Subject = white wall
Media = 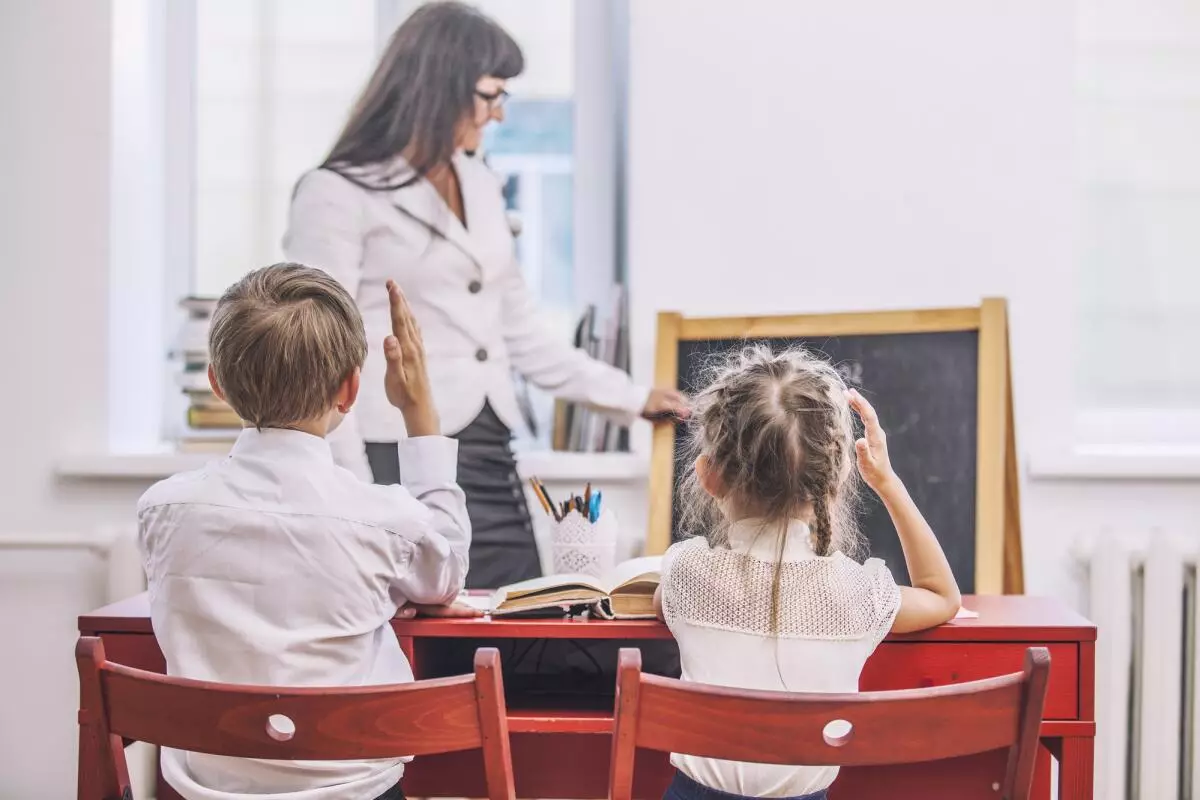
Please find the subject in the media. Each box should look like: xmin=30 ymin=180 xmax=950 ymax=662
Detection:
xmin=626 ymin=0 xmax=1200 ymax=614
xmin=0 ymin=2 xmax=151 ymax=798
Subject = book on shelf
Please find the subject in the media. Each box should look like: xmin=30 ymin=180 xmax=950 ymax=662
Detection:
xmin=177 ymin=436 xmax=238 ymax=454
xmin=187 ymin=406 xmax=243 ymax=429
xmin=175 ymin=369 xmax=214 ymax=393
xmin=486 ymin=556 xmax=661 ymax=619
xmin=172 ymin=295 xmax=230 ymax=440
xmin=551 ymin=398 xmax=571 ymax=451
xmin=172 ymin=314 xmax=210 ymax=362
xmin=551 ymin=286 xmax=633 ymax=453
xmin=184 ymin=389 xmax=229 ymax=411
xmin=179 ymin=296 xmax=219 ymax=317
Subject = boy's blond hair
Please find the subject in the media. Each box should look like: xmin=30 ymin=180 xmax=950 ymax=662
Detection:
xmin=209 ymin=263 xmax=367 ymax=429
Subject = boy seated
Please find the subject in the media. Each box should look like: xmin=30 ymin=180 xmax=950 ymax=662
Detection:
xmin=138 ymin=264 xmax=470 ymax=800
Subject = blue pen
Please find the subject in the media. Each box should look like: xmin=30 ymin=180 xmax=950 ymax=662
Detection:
xmin=589 ymin=491 xmax=602 ymax=523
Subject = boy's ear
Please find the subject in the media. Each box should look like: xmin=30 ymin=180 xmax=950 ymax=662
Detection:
xmin=695 ymin=454 xmax=725 ymax=499
xmin=207 ymin=364 xmax=226 ymax=402
xmin=336 ymin=366 xmax=361 ymax=414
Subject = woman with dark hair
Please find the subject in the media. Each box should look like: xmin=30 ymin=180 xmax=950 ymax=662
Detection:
xmin=284 ymin=2 xmax=686 ymax=590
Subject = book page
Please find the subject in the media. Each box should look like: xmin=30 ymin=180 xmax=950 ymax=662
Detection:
xmin=604 ymin=555 xmax=663 ymax=594
xmin=459 ymin=594 xmax=495 ymax=613
xmin=492 ymin=572 xmax=607 ymax=605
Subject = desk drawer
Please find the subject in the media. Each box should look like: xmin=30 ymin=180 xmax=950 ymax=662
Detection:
xmin=862 ymin=642 xmax=1078 ymax=720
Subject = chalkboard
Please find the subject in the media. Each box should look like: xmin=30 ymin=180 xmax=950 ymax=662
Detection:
xmin=647 ymin=302 xmax=1022 ymax=595
xmin=670 ymin=331 xmax=979 ymax=592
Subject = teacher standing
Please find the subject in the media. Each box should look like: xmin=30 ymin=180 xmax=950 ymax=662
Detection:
xmin=283 ymin=1 xmax=686 ymax=590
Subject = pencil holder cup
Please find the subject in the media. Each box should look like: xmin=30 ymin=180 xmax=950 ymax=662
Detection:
xmin=551 ymin=509 xmax=618 ymax=577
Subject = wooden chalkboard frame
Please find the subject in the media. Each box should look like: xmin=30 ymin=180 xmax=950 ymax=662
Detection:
xmin=646 ymin=298 xmax=1024 ymax=595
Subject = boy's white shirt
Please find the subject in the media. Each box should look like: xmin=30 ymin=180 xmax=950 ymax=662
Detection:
xmin=137 ymin=427 xmax=470 ymax=800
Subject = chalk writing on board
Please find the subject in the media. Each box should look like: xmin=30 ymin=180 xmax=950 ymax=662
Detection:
xmin=836 ymin=361 xmax=863 ymax=387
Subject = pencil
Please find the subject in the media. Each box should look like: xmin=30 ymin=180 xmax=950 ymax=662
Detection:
xmin=528 ymin=478 xmax=552 ymax=516
xmin=541 ymin=482 xmax=563 ymax=522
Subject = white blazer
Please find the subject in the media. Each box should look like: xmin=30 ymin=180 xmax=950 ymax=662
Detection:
xmin=284 ymin=153 xmax=649 ymax=480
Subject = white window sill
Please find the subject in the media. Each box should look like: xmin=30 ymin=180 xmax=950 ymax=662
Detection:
xmin=1027 ymin=445 xmax=1200 ymax=481
xmin=60 ymin=446 xmax=1200 ymax=483
xmin=56 ymin=448 xmax=650 ymax=483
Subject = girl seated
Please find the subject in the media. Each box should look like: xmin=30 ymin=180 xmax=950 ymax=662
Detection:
xmin=655 ymin=346 xmax=961 ymax=800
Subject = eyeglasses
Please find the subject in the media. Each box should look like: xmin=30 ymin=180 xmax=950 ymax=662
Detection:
xmin=475 ymin=88 xmax=510 ymax=109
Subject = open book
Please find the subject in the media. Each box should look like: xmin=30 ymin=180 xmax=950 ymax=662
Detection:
xmin=487 ymin=556 xmax=662 ymax=619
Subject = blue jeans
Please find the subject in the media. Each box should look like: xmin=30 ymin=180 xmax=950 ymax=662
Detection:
xmin=664 ymin=771 xmax=829 ymax=800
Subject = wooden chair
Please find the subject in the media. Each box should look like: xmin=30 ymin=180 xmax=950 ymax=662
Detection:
xmin=609 ymin=646 xmax=1050 ymax=800
xmin=76 ymin=637 xmax=514 ymax=800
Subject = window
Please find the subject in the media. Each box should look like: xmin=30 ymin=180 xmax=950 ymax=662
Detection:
xmin=192 ymin=0 xmax=377 ymax=296
xmin=109 ymin=0 xmax=625 ymax=449
xmin=1075 ymin=0 xmax=1200 ymax=447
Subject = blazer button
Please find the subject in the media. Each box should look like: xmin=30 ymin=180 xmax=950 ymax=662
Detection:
xmin=475 ymin=348 xmax=488 ymax=362
xmin=468 ymin=279 xmax=482 ymax=294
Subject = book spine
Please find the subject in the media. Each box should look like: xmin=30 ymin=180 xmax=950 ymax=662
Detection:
xmin=552 ymin=398 xmax=569 ymax=452
xmin=187 ymin=407 xmax=243 ymax=429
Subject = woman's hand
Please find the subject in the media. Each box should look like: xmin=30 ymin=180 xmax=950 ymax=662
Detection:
xmin=383 ymin=279 xmax=440 ymax=437
xmin=642 ymin=388 xmax=690 ymax=422
xmin=847 ymin=389 xmax=897 ymax=496
xmin=397 ymin=599 xmax=486 ymax=619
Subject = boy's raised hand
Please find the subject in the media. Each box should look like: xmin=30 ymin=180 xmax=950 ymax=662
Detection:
xmin=847 ymin=388 xmax=897 ymax=495
xmin=383 ymin=279 xmax=439 ymax=437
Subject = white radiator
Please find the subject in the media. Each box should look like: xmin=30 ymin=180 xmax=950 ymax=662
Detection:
xmin=1076 ymin=533 xmax=1200 ymax=800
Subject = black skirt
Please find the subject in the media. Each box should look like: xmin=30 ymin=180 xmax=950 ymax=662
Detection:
xmin=365 ymin=403 xmax=543 ymax=590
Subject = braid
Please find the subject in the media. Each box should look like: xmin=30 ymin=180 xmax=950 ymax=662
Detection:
xmin=811 ymin=493 xmax=833 ymax=556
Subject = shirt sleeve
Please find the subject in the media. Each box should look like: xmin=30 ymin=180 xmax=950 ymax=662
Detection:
xmin=863 ymin=558 xmax=902 ymax=647
xmin=386 ymin=436 xmax=471 ymax=605
xmin=500 ymin=259 xmax=651 ymax=424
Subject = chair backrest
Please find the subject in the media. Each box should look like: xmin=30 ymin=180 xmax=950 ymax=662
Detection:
xmin=609 ymin=646 xmax=1050 ymax=800
xmin=76 ymin=637 xmax=514 ymax=800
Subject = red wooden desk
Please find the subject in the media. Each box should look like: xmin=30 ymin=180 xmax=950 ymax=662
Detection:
xmin=77 ymin=594 xmax=1094 ymax=800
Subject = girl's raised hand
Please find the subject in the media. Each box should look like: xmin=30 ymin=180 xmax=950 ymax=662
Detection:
xmin=847 ymin=388 xmax=896 ymax=495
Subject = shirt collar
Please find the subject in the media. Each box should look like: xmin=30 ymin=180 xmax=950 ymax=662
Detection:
xmin=725 ymin=518 xmax=821 ymax=560
xmin=229 ymin=427 xmax=334 ymax=464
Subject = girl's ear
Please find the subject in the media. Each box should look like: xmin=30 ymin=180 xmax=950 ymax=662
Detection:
xmin=695 ymin=454 xmax=725 ymax=499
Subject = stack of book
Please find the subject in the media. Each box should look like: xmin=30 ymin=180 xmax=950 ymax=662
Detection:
xmin=173 ymin=297 xmax=243 ymax=453
xmin=551 ymin=285 xmax=632 ymax=452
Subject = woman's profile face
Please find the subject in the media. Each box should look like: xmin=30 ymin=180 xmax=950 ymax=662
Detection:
xmin=456 ymin=74 xmax=508 ymax=152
